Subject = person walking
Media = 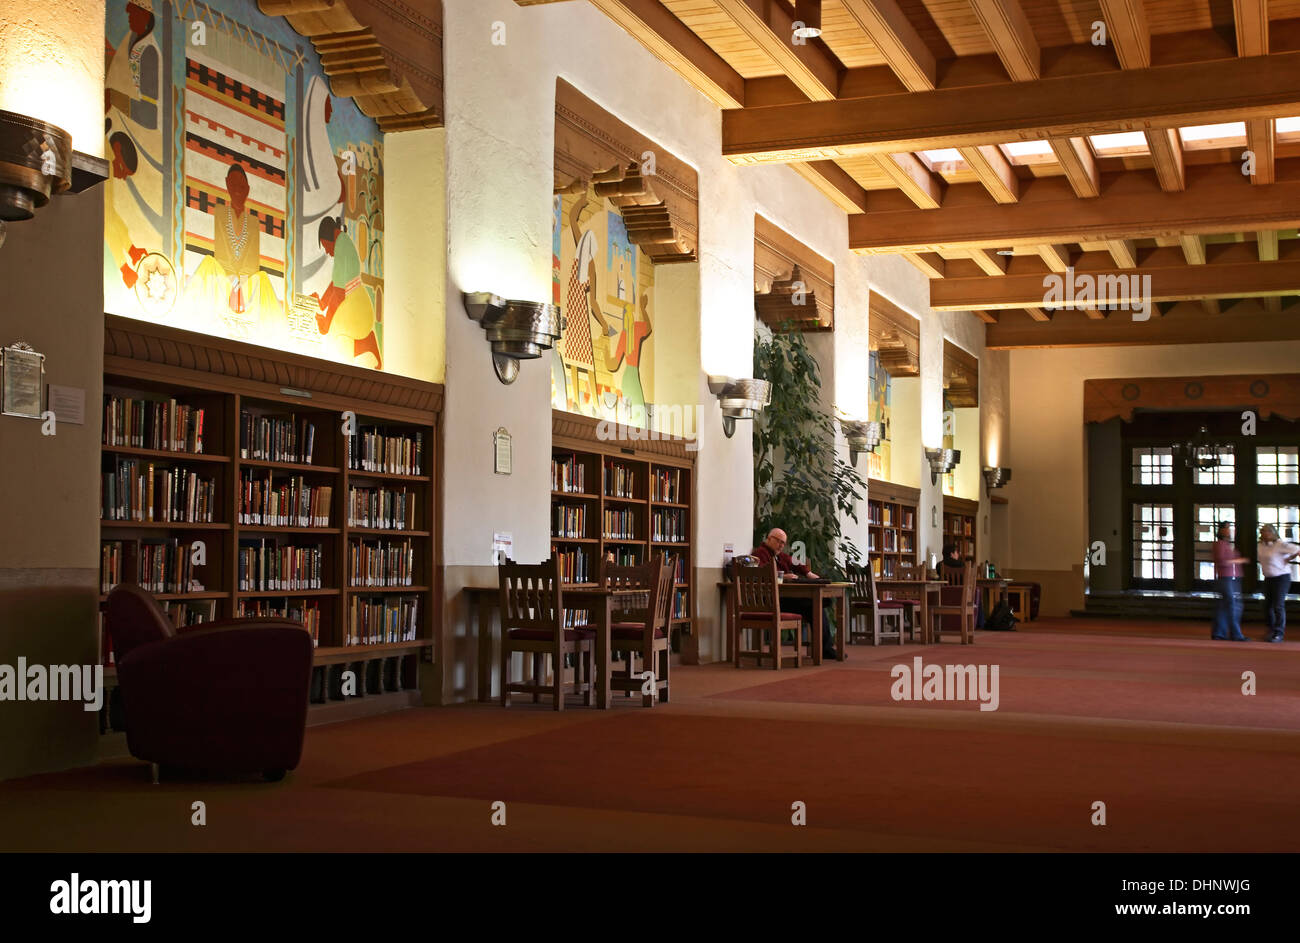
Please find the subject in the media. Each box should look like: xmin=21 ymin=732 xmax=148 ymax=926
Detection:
xmin=1257 ymin=524 xmax=1299 ymax=643
xmin=1212 ymin=522 xmax=1250 ymax=642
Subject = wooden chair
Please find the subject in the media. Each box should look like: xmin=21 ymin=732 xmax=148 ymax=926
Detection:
xmin=886 ymin=562 xmax=927 ymax=642
xmin=731 ymin=558 xmax=803 ymax=669
xmin=848 ymin=564 xmax=905 ymax=645
xmin=606 ymin=555 xmax=673 ymax=706
xmin=931 ymin=561 xmax=977 ymax=645
xmin=498 ymin=557 xmax=593 ymax=709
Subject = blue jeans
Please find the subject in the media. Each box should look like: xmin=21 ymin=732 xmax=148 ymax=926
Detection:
xmin=1264 ymin=574 xmax=1290 ymax=636
xmin=1213 ymin=577 xmax=1245 ymax=639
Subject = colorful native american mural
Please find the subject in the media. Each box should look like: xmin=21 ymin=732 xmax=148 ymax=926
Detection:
xmin=868 ymin=349 xmax=891 ymax=480
xmin=551 ymin=184 xmax=655 ymax=424
xmin=104 ymin=0 xmax=385 ymax=370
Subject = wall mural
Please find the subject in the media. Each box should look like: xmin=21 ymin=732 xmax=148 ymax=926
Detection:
xmin=551 ymin=184 xmax=655 ymax=423
xmin=104 ymin=0 xmax=385 ymax=370
xmin=868 ymin=350 xmax=891 ymax=480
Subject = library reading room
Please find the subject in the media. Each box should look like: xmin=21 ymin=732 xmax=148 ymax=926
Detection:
xmin=1 ymin=0 xmax=1299 ymax=881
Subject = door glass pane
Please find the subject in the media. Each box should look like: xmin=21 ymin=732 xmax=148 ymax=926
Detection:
xmin=1132 ymin=504 xmax=1174 ymax=580
xmin=1193 ymin=451 xmax=1235 ymax=485
xmin=1132 ymin=448 xmax=1173 ymax=485
xmin=1257 ymin=505 xmax=1300 ymax=581
xmin=1194 ymin=505 xmax=1236 ymax=581
xmin=1257 ymin=446 xmax=1300 ymax=485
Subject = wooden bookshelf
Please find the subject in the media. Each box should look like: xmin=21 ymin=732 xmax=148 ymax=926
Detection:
xmin=551 ymin=411 xmax=696 ymax=652
xmin=943 ymin=496 xmax=978 ymax=562
xmin=98 ymin=315 xmax=442 ymax=725
xmin=866 ymin=479 xmax=919 ymax=578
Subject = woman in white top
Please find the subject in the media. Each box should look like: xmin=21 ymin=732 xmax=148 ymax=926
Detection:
xmin=1257 ymin=525 xmax=1299 ymax=642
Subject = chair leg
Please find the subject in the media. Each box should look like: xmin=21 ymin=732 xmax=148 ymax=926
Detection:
xmin=733 ymin=622 xmax=741 ymax=669
xmin=532 ymin=652 xmax=543 ymax=703
xmin=500 ymin=645 xmax=511 ymax=707
xmin=582 ymin=644 xmax=593 ymax=707
xmin=660 ymin=646 xmax=669 ymax=704
xmin=552 ymin=652 xmax=565 ymax=711
xmin=771 ymin=628 xmax=780 ymax=670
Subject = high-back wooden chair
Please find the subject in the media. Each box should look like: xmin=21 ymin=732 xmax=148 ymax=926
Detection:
xmin=848 ymin=564 xmax=905 ymax=645
xmin=608 ymin=554 xmax=674 ymax=705
xmin=932 ymin=561 xmax=977 ymax=644
xmin=731 ymin=558 xmax=803 ymax=669
xmin=498 ymin=556 xmax=593 ymax=709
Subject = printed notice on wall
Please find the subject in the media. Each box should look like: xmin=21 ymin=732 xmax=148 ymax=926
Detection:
xmin=47 ymin=385 xmax=86 ymax=425
xmin=493 ymin=427 xmax=512 ymax=475
xmin=1 ymin=346 xmax=44 ymax=419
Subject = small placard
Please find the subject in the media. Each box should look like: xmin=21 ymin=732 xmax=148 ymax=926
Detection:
xmin=493 ymin=427 xmax=512 ymax=475
xmin=1 ymin=346 xmax=45 ymax=419
xmin=47 ymin=385 xmax=85 ymax=425
xmin=492 ymin=532 xmax=513 ymax=563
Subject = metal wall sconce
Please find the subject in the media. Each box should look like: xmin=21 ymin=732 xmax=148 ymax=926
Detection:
xmin=924 ymin=446 xmax=960 ymax=485
xmin=982 ymin=466 xmax=1012 ymax=494
xmin=841 ymin=419 xmax=884 ymax=467
xmin=463 ymin=292 xmax=564 ymax=385
xmin=707 ymin=375 xmax=771 ymax=437
xmin=0 ymin=109 xmax=108 ymax=249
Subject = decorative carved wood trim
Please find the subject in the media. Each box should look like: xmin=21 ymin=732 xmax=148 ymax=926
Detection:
xmin=943 ymin=339 xmax=979 ymax=407
xmin=551 ymin=410 xmax=696 ymax=466
xmin=104 ymin=314 xmax=443 ymax=421
xmin=258 ymin=0 xmax=443 ymax=131
xmin=870 ymin=291 xmax=921 ymax=378
xmin=554 ymin=79 xmax=699 ymax=264
xmin=1083 ymin=374 xmax=1300 ymax=424
xmin=868 ymin=477 xmax=922 ymax=506
xmin=754 ymin=215 xmax=834 ymax=332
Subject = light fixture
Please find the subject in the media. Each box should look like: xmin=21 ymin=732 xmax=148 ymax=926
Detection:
xmin=708 ymin=375 xmax=772 ymax=438
xmin=1178 ymin=425 xmax=1230 ymax=470
xmin=924 ymin=446 xmax=960 ymax=485
xmin=463 ymin=292 xmax=565 ymax=385
xmin=0 ymin=109 xmax=71 ymax=228
xmin=841 ymin=419 xmax=884 ymax=467
xmin=982 ymin=466 xmax=1012 ymax=493
xmin=792 ymin=0 xmax=822 ymax=39
xmin=995 ymin=249 xmax=1015 ymax=256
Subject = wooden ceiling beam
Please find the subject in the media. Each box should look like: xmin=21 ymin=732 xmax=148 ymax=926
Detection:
xmin=985 ymin=299 xmax=1300 ymax=348
xmin=1048 ymin=137 xmax=1099 ymax=198
xmin=930 ymin=252 xmax=1300 ymax=310
xmin=1258 ymin=230 xmax=1280 ymax=261
xmin=958 ymin=144 xmax=1020 ymax=203
xmin=874 ymin=152 xmax=946 ymax=209
xmin=1106 ymin=239 xmax=1138 ymax=269
xmin=722 ymin=51 xmax=1300 ymax=163
xmin=839 ymin=0 xmax=936 ymax=92
xmin=973 ymin=310 xmax=1000 ymax=324
xmin=588 ymin=0 xmax=745 ymax=108
xmin=849 ymin=159 xmax=1300 ymax=253
xmin=714 ymin=0 xmax=838 ymax=101
xmin=1234 ymin=0 xmax=1270 ymax=57
xmin=1038 ymin=244 xmax=1072 ymax=272
xmin=790 ymin=160 xmax=869 ymax=213
xmin=1098 ymin=0 xmax=1151 ymax=70
xmin=1145 ymin=128 xmax=1186 ymax=191
xmin=903 ymin=252 xmax=947 ymax=279
xmin=1026 ymin=308 xmax=1052 ymax=322
xmin=967 ymin=0 xmax=1039 ymax=82
xmin=1179 ymin=234 xmax=1206 ymax=265
xmin=968 ymin=248 xmax=1009 ymax=276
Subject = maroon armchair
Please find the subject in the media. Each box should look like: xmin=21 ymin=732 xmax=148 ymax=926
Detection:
xmin=106 ymin=585 xmax=314 ymax=782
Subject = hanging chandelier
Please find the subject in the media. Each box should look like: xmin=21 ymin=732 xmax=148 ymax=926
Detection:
xmin=1179 ymin=425 xmax=1230 ymax=470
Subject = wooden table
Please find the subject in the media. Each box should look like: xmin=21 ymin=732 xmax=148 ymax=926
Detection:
xmin=978 ymin=578 xmax=1011 ymax=616
xmin=466 ymin=584 xmax=648 ymax=709
xmin=718 ymin=580 xmax=850 ymax=664
xmin=874 ymin=579 xmax=945 ymax=644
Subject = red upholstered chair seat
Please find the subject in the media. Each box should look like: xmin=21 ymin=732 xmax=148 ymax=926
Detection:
xmin=875 ymin=600 xmax=907 ymax=609
xmin=611 ymin=625 xmax=667 ymax=640
xmin=738 ymin=611 xmax=804 ymax=622
xmin=507 ymin=628 xmax=594 ymax=642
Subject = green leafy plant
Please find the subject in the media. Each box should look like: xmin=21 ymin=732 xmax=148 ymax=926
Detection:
xmin=753 ymin=326 xmax=866 ymax=579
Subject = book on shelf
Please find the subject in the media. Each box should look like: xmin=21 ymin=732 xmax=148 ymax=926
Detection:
xmin=239 ymin=470 xmax=332 ymax=527
xmin=238 ymin=598 xmax=321 ymax=645
xmin=240 ymin=411 xmax=315 ymax=464
xmin=347 ymin=594 xmax=419 ymax=646
xmin=651 ymin=467 xmax=682 ymax=503
xmin=238 ymin=539 xmax=324 ymax=592
xmin=553 ymin=504 xmax=587 ymax=539
xmin=138 ymin=538 xmax=204 ymax=594
xmin=671 ymin=555 xmax=686 ymax=583
xmin=563 ymin=608 xmax=590 ymax=628
xmin=608 ymin=547 xmax=641 ymax=566
xmin=162 ymin=598 xmax=217 ymax=628
xmin=100 ymin=541 xmax=124 ymax=594
xmin=672 ymin=589 xmax=688 ymax=620
xmin=103 ymin=394 xmax=205 ymax=454
xmin=554 ymin=546 xmax=590 ymax=584
xmin=101 ymin=460 xmax=217 ymax=523
xmin=348 ymin=537 xmax=415 ymax=587
xmin=347 ymin=427 xmax=423 ymax=476
xmin=651 ymin=508 xmax=686 ymax=542
xmin=347 ymin=484 xmax=417 ymax=530
xmin=550 ymin=454 xmax=586 ymax=493
xmin=604 ymin=461 xmax=635 ymax=498
xmin=602 ymin=507 xmax=637 ymax=541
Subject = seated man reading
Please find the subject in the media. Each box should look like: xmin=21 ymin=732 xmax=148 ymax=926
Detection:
xmin=750 ymin=527 xmax=839 ymax=658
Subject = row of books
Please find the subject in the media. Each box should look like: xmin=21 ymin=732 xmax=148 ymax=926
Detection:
xmin=946 ymin=518 xmax=974 ymax=536
xmin=671 ymin=555 xmax=686 ymax=583
xmin=651 ymin=509 xmax=687 ymax=543
xmin=650 ymin=467 xmax=683 ymax=503
xmin=555 ymin=546 xmax=591 ymax=584
xmin=241 ymin=413 xmax=316 ymax=465
xmin=553 ymin=504 xmax=587 ymax=539
xmin=603 ymin=508 xmax=637 ymax=541
xmin=239 ymin=472 xmax=333 ymax=528
xmin=101 ymin=461 xmax=216 ymax=523
xmin=238 ymin=540 xmax=325 ymax=592
xmin=672 ymin=590 xmax=688 ymax=620
xmin=137 ymin=539 xmax=202 ymax=594
xmin=868 ymin=506 xmax=917 ymax=528
xmin=551 ymin=455 xmax=587 ymax=493
xmin=605 ymin=462 xmax=636 ymax=499
xmin=100 ymin=541 xmax=125 ymax=594
xmin=236 ymin=598 xmax=321 ymax=644
xmin=348 ymin=428 xmax=423 ymax=476
xmin=348 ymin=539 xmax=416 ymax=587
xmin=563 ymin=609 xmax=590 ymax=628
xmin=100 ymin=597 xmax=218 ymax=664
xmin=103 ymin=394 xmax=205 ymax=454
xmin=347 ymin=485 xmax=418 ymax=530
xmin=346 ymin=595 xmax=419 ymax=646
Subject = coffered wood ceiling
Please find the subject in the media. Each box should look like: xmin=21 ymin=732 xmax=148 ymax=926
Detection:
xmin=517 ymin=0 xmax=1300 ymax=347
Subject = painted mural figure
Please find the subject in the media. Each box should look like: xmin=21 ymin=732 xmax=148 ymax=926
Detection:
xmin=562 ymin=188 xmax=605 ymax=415
xmin=314 ymin=217 xmax=382 ymax=369
xmin=608 ymin=290 xmax=652 ymax=421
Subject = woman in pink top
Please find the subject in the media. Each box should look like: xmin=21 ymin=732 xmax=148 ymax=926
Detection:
xmin=1212 ymin=522 xmax=1250 ymax=641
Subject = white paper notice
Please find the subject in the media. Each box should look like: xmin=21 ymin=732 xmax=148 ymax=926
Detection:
xmin=47 ymin=385 xmax=85 ymax=425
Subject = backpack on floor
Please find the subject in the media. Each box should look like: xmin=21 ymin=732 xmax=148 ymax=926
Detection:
xmin=985 ymin=601 xmax=1019 ymax=631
